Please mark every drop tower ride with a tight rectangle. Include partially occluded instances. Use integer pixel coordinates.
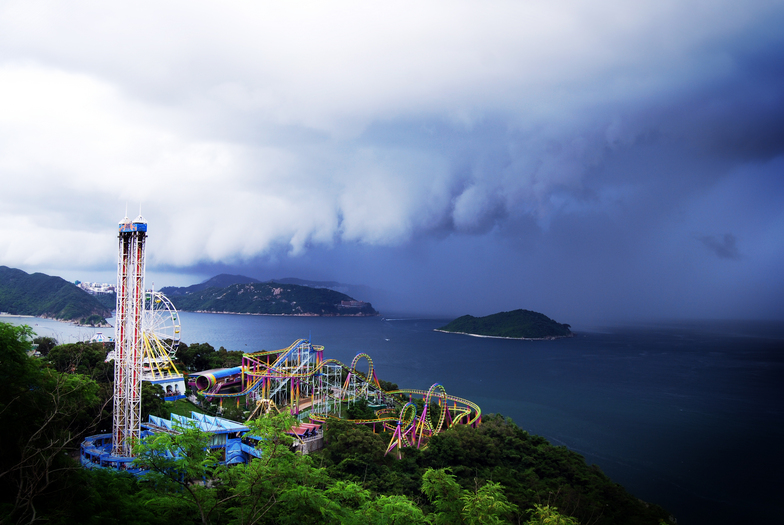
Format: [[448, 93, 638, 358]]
[[113, 214, 147, 457]]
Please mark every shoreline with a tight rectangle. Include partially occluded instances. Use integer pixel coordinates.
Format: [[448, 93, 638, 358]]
[[433, 329, 574, 341], [0, 313, 112, 328], [190, 309, 378, 318]]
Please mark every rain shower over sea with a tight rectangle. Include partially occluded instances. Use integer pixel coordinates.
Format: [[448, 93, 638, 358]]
[[8, 313, 783, 525]]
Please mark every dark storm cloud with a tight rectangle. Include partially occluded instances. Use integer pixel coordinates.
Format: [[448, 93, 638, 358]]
[[697, 234, 741, 260], [658, 37, 784, 163]]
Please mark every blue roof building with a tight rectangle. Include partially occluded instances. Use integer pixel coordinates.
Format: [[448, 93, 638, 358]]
[[80, 411, 260, 473]]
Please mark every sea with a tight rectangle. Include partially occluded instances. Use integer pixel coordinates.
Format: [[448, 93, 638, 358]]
[[4, 313, 782, 525]]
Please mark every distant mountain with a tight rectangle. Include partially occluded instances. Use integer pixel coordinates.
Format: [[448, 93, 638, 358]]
[[271, 277, 375, 302], [0, 266, 111, 325], [437, 309, 572, 339], [272, 277, 343, 288], [160, 274, 260, 296], [165, 279, 378, 316]]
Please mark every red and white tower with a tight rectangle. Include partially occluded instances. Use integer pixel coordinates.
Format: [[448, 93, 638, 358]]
[[113, 214, 147, 457]]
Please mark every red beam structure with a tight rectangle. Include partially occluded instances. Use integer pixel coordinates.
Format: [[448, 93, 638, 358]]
[[112, 214, 147, 457]]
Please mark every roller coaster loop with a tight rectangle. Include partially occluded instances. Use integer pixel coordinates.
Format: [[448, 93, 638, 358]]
[[384, 402, 418, 459], [341, 353, 381, 399], [416, 383, 448, 448]]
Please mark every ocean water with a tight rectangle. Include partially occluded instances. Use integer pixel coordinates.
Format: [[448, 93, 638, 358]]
[[5, 313, 783, 524]]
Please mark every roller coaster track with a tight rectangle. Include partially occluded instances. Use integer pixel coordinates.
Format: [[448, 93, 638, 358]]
[[200, 356, 380, 399], [191, 340, 481, 454], [385, 388, 482, 427]]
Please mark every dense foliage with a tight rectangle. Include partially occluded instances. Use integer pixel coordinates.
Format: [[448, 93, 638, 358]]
[[439, 309, 572, 339], [166, 281, 378, 316], [0, 266, 110, 323], [175, 341, 244, 372], [315, 415, 668, 525], [0, 323, 110, 523]]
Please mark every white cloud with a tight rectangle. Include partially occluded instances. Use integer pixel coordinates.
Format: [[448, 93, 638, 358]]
[[0, 0, 781, 276]]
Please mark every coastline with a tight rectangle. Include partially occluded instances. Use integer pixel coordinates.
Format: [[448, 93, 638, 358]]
[[191, 309, 378, 317], [433, 329, 574, 341], [0, 312, 111, 328]]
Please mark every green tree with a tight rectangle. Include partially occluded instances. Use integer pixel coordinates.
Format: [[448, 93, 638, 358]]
[[134, 412, 310, 525], [208, 346, 243, 369], [0, 322, 108, 524], [423, 468, 518, 524], [421, 468, 464, 525], [346, 398, 375, 420], [358, 494, 428, 525], [133, 423, 224, 525], [141, 382, 167, 419], [31, 336, 57, 356], [220, 401, 246, 422], [460, 479, 518, 525], [377, 379, 398, 392], [525, 504, 580, 525], [45, 342, 112, 382], [176, 342, 216, 372]]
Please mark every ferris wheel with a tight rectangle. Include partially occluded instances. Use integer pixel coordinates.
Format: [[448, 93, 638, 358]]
[[141, 290, 181, 379], [143, 291, 181, 355]]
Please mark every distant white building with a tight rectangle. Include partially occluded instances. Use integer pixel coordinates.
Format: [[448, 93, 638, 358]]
[[77, 281, 116, 295]]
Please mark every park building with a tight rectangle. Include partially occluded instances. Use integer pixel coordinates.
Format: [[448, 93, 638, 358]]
[[80, 411, 258, 472]]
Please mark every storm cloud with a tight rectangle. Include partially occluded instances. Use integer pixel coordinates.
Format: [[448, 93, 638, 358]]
[[0, 0, 782, 324], [698, 234, 741, 260]]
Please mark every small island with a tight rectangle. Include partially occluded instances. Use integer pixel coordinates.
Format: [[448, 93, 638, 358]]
[[436, 309, 573, 340]]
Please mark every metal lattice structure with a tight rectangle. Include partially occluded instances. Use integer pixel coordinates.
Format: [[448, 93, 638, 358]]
[[112, 214, 147, 457], [341, 353, 382, 405], [243, 340, 326, 415], [200, 340, 347, 419]]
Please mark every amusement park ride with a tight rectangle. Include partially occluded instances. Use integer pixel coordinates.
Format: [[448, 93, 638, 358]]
[[81, 215, 481, 471]]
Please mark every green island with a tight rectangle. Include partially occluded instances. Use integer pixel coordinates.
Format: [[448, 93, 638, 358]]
[[437, 309, 573, 339], [0, 322, 671, 525], [0, 266, 110, 326], [162, 277, 378, 317]]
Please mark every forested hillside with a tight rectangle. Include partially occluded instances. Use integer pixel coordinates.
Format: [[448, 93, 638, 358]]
[[318, 412, 670, 525], [166, 281, 378, 316], [160, 273, 261, 296], [0, 266, 110, 324]]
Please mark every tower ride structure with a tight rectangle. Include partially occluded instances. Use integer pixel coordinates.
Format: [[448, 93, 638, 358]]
[[112, 214, 147, 457], [82, 215, 264, 472]]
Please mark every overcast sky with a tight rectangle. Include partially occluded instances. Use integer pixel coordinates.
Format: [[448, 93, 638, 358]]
[[1, 1, 783, 326]]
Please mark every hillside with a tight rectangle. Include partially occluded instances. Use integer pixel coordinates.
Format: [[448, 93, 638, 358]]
[[271, 277, 375, 301], [163, 274, 377, 307], [160, 274, 260, 296], [167, 280, 378, 316], [0, 266, 111, 324], [437, 309, 572, 339]]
